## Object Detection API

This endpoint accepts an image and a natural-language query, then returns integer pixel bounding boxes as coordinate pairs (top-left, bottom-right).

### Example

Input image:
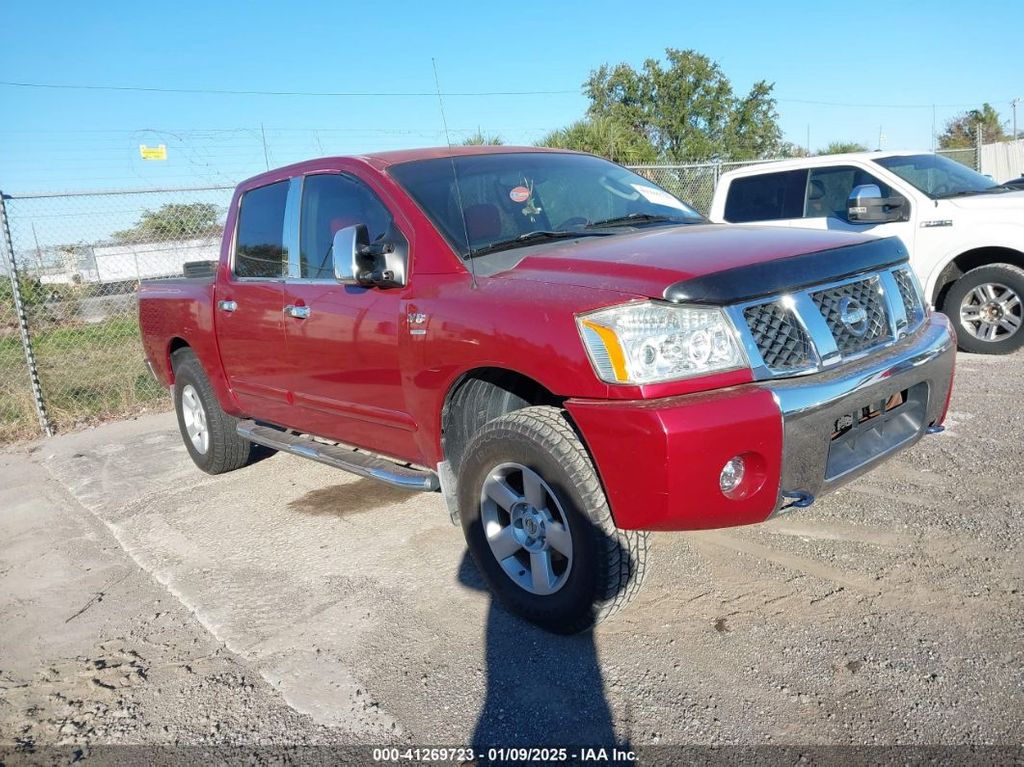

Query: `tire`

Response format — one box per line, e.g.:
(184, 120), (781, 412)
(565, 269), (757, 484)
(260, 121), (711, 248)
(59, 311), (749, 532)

(944, 264), (1024, 355)
(172, 349), (254, 474)
(456, 405), (648, 634)
(444, 374), (530, 472)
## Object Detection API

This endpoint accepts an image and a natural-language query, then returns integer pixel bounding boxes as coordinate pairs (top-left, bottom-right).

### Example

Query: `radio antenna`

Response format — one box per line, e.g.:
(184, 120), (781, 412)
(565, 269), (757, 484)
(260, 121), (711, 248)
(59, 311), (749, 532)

(432, 57), (477, 289)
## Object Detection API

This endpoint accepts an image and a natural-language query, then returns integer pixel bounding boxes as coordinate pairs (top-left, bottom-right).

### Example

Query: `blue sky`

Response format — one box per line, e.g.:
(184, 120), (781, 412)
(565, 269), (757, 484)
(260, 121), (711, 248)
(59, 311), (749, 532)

(1, 0), (1020, 194)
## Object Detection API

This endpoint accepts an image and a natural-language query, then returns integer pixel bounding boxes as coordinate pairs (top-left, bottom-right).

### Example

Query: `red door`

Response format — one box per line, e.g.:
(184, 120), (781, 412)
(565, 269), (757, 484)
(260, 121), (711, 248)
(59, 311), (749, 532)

(279, 172), (422, 464)
(280, 283), (419, 462)
(214, 179), (293, 426)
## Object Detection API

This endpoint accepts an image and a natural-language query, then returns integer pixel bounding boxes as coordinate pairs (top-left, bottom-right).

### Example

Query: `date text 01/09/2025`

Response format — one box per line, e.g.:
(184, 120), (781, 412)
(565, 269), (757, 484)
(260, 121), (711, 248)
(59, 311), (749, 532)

(371, 746), (638, 762)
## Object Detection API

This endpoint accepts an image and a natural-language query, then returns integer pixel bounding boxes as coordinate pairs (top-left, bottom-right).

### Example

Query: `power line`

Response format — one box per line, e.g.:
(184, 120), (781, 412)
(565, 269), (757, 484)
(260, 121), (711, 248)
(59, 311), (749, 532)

(2, 79), (1012, 110)
(0, 80), (578, 97)
(776, 96), (1014, 109)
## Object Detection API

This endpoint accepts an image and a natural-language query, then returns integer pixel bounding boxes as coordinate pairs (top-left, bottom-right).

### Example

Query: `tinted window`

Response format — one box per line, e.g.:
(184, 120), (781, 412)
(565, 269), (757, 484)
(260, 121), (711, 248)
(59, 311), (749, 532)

(234, 181), (289, 279)
(723, 170), (807, 222)
(805, 166), (894, 219)
(299, 174), (393, 279)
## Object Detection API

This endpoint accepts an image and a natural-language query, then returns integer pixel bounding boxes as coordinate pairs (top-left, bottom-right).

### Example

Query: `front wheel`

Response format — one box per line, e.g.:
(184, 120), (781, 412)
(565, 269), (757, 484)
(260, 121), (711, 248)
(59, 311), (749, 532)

(945, 264), (1024, 354)
(456, 406), (648, 634)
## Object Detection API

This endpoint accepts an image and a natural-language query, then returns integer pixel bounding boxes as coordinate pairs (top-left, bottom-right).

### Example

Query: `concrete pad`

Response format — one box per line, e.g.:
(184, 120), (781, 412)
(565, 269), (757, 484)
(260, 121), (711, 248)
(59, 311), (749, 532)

(3, 349), (1023, 746)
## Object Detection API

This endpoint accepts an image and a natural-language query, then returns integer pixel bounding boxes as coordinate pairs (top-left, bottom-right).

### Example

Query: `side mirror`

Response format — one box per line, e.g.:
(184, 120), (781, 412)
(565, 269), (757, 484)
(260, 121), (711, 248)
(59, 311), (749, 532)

(847, 184), (907, 223)
(332, 224), (369, 285)
(331, 224), (408, 288)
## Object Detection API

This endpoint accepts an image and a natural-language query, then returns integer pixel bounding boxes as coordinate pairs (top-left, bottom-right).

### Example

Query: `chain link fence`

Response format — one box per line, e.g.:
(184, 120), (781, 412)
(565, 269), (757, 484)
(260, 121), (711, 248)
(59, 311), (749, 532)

(0, 186), (233, 441)
(627, 159), (782, 214)
(0, 147), (988, 444)
(936, 147), (979, 169)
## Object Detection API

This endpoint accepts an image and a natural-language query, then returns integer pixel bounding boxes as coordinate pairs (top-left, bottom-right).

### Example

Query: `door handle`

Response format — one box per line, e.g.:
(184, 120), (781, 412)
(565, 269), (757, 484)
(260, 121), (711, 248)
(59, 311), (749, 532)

(218, 300), (238, 313)
(284, 304), (311, 319)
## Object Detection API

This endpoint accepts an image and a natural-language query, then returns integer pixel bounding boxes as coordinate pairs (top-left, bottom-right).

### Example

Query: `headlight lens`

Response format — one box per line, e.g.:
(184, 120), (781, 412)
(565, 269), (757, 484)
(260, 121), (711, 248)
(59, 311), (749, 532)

(577, 301), (748, 384)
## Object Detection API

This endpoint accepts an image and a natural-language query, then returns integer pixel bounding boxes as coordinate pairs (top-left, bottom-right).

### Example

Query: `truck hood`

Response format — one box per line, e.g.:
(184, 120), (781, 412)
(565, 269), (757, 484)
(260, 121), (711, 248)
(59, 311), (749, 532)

(493, 224), (897, 304)
(943, 189), (1024, 212)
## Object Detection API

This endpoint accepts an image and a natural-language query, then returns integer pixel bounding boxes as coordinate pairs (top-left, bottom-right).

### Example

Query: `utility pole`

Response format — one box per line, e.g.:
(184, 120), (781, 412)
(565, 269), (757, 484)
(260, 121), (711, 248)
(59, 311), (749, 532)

(931, 105), (936, 151)
(976, 123), (983, 172)
(1012, 97), (1020, 140)
(31, 222), (44, 274)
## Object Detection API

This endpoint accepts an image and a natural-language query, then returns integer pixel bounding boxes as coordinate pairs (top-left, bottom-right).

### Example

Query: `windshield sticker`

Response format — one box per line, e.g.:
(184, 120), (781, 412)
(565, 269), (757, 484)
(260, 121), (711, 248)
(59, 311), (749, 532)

(509, 186), (531, 203)
(630, 183), (690, 211)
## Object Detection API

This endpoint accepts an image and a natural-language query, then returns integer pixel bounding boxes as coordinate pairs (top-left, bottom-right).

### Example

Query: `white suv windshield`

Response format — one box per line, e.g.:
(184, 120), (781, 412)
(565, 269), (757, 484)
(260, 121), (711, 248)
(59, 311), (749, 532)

(873, 154), (1001, 199)
(390, 152), (702, 258)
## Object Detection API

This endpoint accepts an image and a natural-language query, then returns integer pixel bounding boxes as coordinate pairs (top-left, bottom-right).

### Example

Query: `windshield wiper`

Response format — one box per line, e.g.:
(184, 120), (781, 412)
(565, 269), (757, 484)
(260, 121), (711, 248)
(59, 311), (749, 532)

(466, 230), (611, 259)
(584, 212), (691, 229)
(935, 186), (1010, 199)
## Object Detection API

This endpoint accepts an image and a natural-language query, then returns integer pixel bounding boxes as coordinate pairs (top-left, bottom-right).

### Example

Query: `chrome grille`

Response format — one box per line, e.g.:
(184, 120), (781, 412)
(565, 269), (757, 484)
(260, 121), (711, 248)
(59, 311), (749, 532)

(893, 268), (924, 324)
(811, 276), (891, 355)
(743, 302), (813, 370)
(731, 265), (926, 379)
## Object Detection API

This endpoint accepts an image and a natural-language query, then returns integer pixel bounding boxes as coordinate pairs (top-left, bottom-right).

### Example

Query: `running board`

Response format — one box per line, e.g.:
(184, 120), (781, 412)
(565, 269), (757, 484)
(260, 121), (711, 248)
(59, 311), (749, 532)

(236, 420), (439, 491)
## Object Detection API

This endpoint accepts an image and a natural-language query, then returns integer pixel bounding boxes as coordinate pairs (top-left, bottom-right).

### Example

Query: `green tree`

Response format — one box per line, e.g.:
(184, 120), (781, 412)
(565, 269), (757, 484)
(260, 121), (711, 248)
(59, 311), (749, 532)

(817, 141), (869, 155)
(536, 116), (659, 163)
(939, 103), (1007, 148)
(778, 141), (811, 158)
(582, 48), (783, 161)
(112, 203), (223, 243)
(461, 130), (504, 146)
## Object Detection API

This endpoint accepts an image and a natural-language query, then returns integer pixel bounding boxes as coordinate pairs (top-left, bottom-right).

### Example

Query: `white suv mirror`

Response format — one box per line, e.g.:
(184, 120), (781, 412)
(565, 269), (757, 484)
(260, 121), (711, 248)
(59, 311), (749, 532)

(847, 184), (905, 223)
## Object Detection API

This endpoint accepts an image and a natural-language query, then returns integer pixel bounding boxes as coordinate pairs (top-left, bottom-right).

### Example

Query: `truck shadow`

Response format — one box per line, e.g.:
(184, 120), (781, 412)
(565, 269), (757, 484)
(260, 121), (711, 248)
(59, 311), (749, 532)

(457, 548), (630, 752)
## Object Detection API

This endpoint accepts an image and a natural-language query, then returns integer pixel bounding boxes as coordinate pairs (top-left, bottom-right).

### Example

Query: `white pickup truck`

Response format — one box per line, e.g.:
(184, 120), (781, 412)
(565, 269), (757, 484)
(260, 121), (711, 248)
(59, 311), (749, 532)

(709, 151), (1024, 354)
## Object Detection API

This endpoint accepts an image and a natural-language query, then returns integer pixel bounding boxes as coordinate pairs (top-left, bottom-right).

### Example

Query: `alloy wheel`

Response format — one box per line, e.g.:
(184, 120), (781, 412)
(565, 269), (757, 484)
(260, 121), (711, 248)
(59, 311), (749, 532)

(479, 462), (573, 595)
(181, 384), (210, 454)
(959, 282), (1022, 342)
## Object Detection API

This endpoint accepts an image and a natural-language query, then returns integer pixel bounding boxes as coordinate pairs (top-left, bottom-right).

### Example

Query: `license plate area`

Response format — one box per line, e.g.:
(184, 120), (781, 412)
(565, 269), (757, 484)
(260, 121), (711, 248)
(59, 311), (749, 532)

(825, 382), (928, 481)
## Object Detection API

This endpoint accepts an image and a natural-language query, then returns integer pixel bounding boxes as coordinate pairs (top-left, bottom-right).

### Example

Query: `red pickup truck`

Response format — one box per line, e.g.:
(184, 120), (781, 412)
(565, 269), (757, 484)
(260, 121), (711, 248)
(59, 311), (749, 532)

(139, 146), (955, 633)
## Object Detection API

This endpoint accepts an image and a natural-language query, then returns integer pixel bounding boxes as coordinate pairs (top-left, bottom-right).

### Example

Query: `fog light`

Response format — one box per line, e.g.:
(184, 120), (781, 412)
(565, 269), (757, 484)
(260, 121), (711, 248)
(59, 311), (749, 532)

(719, 456), (746, 494)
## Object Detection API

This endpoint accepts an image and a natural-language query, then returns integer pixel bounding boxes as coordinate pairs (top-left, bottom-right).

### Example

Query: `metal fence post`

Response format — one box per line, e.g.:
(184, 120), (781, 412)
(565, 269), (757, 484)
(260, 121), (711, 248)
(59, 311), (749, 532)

(0, 191), (53, 436)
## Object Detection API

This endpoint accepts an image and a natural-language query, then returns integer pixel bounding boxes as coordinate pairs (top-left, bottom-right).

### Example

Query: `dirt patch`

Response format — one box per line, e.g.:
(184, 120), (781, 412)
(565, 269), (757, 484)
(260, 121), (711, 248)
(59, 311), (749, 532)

(287, 478), (419, 518)
(2, 642), (148, 748)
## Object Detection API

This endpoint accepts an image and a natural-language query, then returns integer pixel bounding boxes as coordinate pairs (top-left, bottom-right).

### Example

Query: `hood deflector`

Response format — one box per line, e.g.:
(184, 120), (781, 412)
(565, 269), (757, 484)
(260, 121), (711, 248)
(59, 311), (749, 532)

(662, 237), (907, 305)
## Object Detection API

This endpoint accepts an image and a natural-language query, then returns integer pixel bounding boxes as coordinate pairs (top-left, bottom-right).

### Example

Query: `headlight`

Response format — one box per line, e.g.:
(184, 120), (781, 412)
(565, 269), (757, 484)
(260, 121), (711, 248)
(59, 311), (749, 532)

(577, 301), (748, 384)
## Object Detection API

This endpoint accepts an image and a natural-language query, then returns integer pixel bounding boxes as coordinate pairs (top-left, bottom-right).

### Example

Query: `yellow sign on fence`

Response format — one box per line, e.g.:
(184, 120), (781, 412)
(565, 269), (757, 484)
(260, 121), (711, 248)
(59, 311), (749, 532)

(139, 144), (168, 161)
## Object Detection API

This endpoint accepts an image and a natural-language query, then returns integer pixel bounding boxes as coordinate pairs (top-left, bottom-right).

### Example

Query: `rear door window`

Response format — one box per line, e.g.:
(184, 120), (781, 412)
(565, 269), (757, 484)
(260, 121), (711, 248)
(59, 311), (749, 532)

(723, 170), (808, 223)
(234, 181), (289, 279)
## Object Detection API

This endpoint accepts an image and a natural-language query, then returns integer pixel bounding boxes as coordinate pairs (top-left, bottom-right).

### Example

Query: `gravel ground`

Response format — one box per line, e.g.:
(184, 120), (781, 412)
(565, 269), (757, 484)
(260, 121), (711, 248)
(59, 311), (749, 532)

(0, 349), (1021, 759)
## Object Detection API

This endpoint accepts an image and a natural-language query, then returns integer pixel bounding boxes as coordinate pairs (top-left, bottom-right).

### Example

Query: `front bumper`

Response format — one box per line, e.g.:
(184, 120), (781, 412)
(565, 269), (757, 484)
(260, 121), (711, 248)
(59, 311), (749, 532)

(565, 313), (955, 531)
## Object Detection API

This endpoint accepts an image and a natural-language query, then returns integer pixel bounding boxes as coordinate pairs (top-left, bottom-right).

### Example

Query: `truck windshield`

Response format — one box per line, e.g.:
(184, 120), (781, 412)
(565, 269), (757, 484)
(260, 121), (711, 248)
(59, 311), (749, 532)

(389, 152), (702, 258)
(873, 154), (1003, 199)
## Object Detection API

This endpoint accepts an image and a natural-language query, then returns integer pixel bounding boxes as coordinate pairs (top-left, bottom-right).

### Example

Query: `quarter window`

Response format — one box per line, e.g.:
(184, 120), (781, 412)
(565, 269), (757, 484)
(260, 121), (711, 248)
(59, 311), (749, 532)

(234, 181), (289, 279)
(299, 174), (394, 279)
(723, 170), (808, 223)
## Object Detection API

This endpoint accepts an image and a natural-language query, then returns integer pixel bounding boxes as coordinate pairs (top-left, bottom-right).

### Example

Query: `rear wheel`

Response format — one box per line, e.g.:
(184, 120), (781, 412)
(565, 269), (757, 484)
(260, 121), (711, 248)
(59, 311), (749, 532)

(457, 406), (648, 634)
(945, 264), (1024, 354)
(172, 349), (254, 474)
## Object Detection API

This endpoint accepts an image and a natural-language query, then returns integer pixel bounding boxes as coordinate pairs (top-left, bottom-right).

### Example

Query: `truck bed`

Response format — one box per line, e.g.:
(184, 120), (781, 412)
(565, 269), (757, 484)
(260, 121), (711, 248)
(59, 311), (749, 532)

(138, 276), (216, 387)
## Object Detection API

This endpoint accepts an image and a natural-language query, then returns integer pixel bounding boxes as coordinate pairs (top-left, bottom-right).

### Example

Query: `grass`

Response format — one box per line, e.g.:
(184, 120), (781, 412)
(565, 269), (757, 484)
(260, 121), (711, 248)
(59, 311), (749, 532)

(0, 317), (170, 443)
